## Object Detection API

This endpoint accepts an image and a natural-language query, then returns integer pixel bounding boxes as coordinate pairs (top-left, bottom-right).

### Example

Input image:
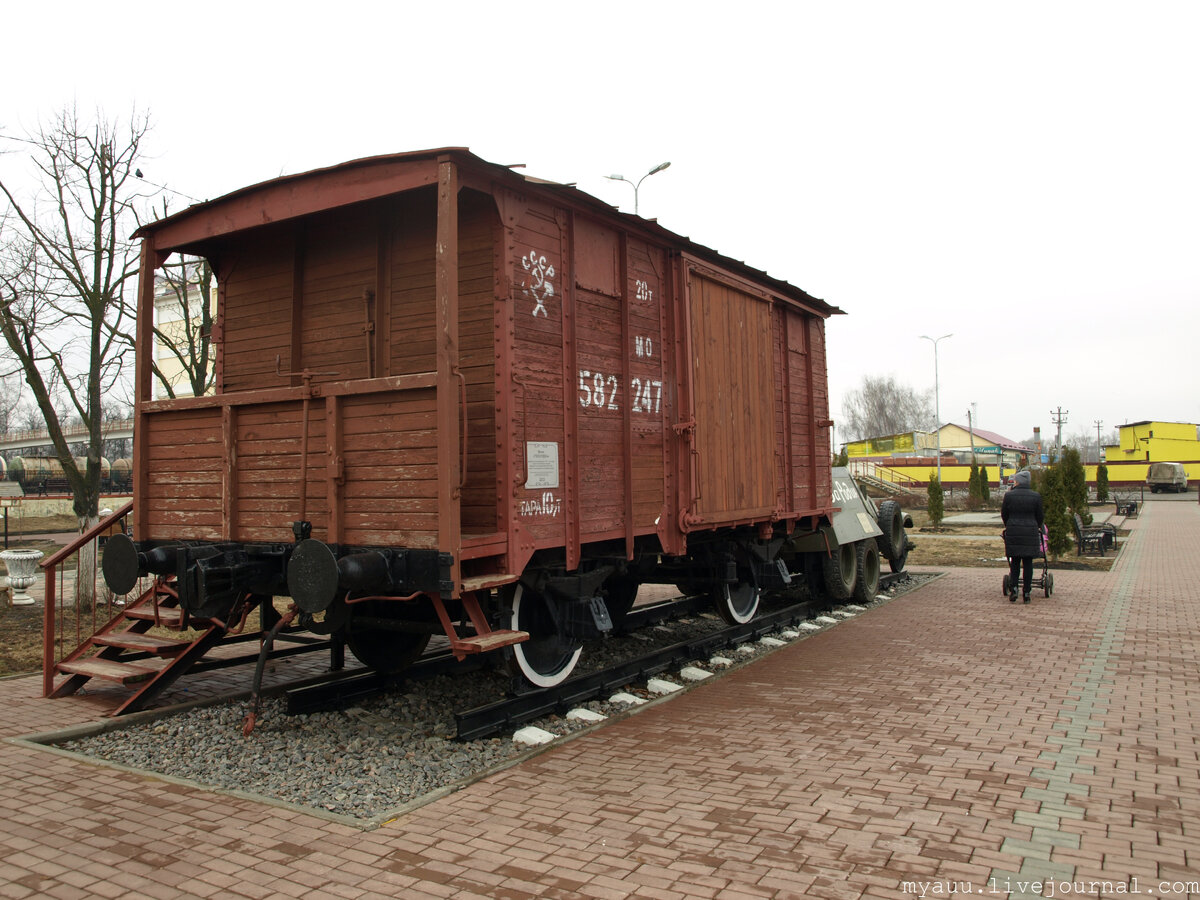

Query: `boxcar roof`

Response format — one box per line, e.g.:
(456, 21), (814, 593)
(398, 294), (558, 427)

(136, 147), (842, 317)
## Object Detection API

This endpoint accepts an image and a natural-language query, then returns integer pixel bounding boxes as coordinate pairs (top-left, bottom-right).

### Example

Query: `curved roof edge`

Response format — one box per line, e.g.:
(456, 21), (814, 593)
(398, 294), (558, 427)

(136, 147), (842, 317)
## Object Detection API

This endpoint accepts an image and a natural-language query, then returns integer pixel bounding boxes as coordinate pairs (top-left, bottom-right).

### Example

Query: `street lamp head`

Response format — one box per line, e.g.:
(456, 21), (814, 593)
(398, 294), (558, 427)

(648, 161), (671, 175)
(605, 174), (626, 182)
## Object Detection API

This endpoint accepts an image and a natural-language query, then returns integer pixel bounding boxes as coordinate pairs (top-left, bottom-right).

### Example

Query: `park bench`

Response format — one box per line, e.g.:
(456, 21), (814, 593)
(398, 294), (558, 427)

(1114, 497), (1139, 517)
(1073, 512), (1116, 556)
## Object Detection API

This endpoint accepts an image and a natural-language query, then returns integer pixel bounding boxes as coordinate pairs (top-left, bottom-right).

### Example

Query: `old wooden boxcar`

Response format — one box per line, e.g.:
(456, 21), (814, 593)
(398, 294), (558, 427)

(104, 148), (850, 687)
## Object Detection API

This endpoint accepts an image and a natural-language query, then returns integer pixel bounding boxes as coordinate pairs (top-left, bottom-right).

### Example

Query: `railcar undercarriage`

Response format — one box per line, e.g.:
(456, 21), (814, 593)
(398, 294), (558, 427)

(102, 473), (912, 690)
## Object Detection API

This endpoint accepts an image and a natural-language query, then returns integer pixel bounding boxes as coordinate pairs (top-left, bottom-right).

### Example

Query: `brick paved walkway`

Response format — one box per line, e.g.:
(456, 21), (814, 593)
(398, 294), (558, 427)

(1, 502), (1197, 899)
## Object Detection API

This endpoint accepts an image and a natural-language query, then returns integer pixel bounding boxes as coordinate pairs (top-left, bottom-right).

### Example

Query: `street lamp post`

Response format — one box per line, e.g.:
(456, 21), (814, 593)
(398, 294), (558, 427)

(919, 333), (953, 485)
(605, 161), (671, 215)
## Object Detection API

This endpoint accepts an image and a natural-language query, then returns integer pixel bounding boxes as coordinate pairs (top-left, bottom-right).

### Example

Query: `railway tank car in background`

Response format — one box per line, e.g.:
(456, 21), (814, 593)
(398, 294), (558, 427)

(102, 148), (910, 689)
(8, 456), (121, 492)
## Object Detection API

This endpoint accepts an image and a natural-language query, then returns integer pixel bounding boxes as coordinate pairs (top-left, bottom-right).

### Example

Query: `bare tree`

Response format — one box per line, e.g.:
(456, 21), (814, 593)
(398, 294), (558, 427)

(0, 106), (149, 603)
(0, 370), (22, 433)
(1064, 426), (1119, 465)
(839, 375), (935, 442)
(151, 254), (215, 398)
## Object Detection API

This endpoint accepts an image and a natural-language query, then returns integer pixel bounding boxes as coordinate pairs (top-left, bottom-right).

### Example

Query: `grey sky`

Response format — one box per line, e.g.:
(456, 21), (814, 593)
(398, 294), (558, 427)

(4, 0), (1196, 444)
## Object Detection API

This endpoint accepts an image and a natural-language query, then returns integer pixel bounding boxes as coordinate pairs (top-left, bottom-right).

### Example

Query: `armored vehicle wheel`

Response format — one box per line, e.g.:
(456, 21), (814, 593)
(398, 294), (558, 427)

(875, 500), (904, 562)
(344, 599), (431, 674)
(821, 541), (858, 600)
(851, 541), (880, 604)
(508, 583), (582, 688)
(712, 580), (760, 625)
(888, 533), (910, 573)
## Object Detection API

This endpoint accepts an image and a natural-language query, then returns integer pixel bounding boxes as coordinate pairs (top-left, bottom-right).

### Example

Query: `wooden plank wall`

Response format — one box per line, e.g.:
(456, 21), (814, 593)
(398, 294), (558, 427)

(340, 389), (439, 547)
(143, 407), (225, 539)
(220, 230), (294, 392)
(458, 193), (499, 534)
(301, 210), (376, 380)
(625, 240), (668, 531)
(806, 315), (832, 511)
(143, 187), (497, 549)
(388, 191), (437, 376)
(509, 202), (567, 549)
(687, 273), (776, 522)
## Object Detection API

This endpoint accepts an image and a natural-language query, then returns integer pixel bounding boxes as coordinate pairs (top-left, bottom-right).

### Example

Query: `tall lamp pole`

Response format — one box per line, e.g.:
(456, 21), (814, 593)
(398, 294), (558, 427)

(920, 333), (953, 484)
(605, 161), (671, 215)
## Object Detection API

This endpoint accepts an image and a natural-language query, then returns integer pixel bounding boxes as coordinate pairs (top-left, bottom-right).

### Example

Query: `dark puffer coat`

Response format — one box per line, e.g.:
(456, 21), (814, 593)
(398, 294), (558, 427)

(1002, 484), (1045, 557)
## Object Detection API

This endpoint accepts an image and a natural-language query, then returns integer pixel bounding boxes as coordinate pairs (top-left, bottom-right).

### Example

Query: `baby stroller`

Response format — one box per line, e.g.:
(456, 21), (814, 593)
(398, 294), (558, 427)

(1002, 524), (1054, 598)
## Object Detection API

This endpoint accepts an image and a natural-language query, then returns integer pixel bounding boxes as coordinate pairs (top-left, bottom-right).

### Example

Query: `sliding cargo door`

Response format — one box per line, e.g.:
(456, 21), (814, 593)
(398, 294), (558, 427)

(685, 270), (777, 524)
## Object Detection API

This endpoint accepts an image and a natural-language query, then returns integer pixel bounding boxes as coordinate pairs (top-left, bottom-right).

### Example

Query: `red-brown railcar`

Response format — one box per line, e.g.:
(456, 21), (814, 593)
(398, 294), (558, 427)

(103, 148), (858, 687)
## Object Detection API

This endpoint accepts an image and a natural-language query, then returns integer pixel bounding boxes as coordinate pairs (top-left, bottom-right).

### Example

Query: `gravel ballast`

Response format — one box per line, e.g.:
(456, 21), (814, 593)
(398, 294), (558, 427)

(52, 575), (932, 825)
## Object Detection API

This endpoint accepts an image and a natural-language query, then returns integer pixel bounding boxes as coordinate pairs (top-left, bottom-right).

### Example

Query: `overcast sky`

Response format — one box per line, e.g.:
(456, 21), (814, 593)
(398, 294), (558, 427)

(3, 0), (1197, 446)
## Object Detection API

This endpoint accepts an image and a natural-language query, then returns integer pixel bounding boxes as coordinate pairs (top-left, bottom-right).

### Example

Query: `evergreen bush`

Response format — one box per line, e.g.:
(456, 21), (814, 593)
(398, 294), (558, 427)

(1096, 463), (1109, 503)
(1040, 465), (1072, 558)
(1060, 447), (1090, 524)
(927, 475), (945, 529)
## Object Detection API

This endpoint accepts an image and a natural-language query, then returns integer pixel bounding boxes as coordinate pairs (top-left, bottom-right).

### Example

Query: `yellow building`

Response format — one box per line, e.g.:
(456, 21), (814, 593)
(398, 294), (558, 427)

(842, 431), (937, 459)
(1100, 421), (1199, 485)
(842, 426), (1028, 489)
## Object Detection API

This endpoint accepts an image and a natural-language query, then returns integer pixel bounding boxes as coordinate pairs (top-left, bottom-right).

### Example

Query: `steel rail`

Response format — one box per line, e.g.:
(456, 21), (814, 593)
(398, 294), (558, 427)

(283, 574), (910, 730)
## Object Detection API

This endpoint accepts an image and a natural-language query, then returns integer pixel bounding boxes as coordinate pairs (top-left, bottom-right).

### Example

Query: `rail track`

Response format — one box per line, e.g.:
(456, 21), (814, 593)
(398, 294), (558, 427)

(284, 573), (911, 741)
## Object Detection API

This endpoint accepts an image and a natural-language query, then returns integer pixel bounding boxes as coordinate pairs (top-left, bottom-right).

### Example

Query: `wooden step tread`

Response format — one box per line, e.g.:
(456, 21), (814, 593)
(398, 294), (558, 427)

(451, 629), (529, 653)
(92, 632), (191, 655)
(460, 573), (517, 593)
(123, 606), (186, 627)
(56, 657), (160, 685)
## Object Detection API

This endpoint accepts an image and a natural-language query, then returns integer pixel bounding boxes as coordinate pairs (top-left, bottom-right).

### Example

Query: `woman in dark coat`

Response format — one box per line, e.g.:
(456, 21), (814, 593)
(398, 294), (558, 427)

(1001, 469), (1045, 603)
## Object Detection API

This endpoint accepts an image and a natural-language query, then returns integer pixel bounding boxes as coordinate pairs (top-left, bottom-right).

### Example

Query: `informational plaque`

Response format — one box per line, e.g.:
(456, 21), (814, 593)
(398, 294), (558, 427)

(524, 442), (560, 489)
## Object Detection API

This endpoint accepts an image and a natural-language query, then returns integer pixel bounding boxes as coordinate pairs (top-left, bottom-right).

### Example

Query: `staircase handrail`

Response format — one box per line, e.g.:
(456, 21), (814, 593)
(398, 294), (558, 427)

(40, 501), (133, 696)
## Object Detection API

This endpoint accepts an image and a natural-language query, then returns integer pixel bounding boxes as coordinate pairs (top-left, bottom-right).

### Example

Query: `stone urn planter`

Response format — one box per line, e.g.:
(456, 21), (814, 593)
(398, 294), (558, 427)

(1, 549), (44, 606)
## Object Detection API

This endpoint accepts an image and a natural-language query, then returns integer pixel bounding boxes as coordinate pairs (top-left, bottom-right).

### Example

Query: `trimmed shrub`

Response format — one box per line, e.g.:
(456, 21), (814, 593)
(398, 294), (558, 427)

(927, 475), (945, 529)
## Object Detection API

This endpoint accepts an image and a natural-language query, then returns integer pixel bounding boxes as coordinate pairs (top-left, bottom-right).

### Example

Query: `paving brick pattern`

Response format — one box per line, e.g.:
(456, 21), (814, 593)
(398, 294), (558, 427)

(1, 502), (1197, 898)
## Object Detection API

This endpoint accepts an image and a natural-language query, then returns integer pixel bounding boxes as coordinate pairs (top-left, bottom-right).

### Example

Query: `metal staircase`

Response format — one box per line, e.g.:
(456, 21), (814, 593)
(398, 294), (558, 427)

(48, 577), (230, 716)
(848, 460), (922, 500)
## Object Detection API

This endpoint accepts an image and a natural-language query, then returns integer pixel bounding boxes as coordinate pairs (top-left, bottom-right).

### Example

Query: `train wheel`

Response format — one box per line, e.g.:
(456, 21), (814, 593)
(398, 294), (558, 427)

(851, 541), (881, 603)
(344, 599), (431, 675)
(712, 579), (760, 625)
(821, 541), (858, 600)
(509, 583), (582, 688)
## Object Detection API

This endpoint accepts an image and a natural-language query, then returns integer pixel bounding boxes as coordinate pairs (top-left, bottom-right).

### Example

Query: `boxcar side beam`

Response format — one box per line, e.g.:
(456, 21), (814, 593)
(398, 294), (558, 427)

(435, 157), (463, 597)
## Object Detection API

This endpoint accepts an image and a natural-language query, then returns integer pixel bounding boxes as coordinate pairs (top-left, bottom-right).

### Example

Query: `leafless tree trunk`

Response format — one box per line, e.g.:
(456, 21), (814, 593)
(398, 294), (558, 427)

(0, 106), (150, 606)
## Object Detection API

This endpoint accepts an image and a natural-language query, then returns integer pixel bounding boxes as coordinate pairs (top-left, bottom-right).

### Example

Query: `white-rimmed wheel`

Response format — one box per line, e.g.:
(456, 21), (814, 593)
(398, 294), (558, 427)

(508, 583), (582, 688)
(712, 579), (760, 625)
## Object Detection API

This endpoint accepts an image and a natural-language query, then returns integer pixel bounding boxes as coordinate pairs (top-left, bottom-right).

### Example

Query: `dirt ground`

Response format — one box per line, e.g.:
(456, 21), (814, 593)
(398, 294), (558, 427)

(0, 508), (1122, 679)
(903, 506), (1118, 574)
(0, 514), (103, 678)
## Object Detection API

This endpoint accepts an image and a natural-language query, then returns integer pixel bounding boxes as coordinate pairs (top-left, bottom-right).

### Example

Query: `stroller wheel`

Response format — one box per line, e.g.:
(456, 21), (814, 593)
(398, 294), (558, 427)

(1002, 574), (1011, 596)
(1045, 572), (1054, 597)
